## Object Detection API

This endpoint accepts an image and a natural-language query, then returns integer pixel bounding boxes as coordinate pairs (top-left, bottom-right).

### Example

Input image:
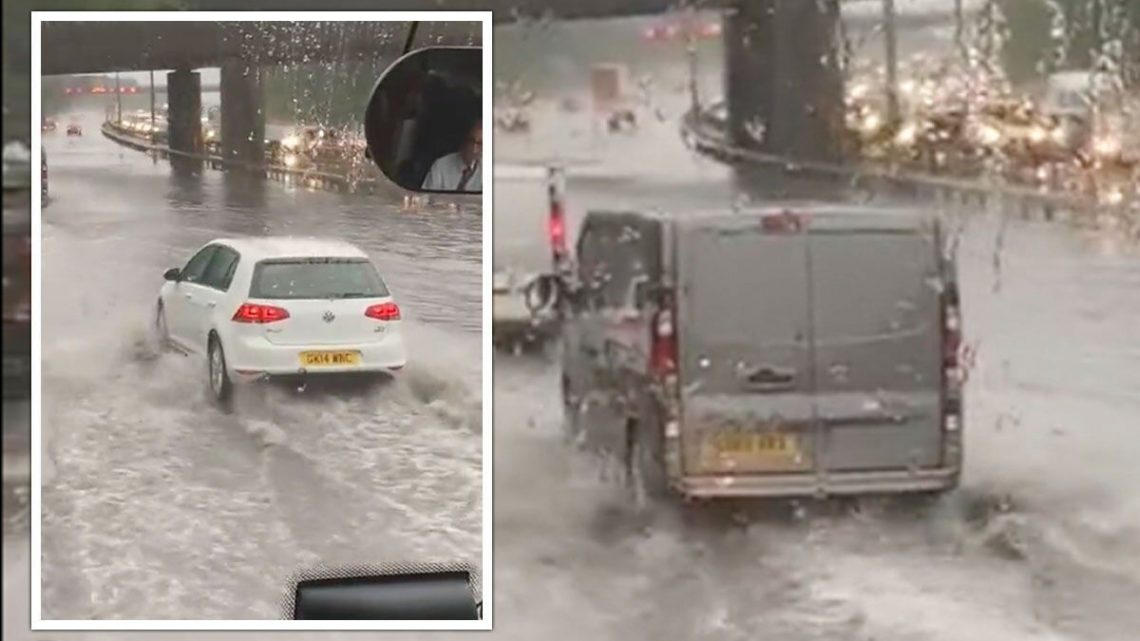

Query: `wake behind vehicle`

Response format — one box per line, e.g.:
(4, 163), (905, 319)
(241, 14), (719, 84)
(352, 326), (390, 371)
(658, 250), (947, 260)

(156, 237), (407, 407)
(540, 205), (963, 501)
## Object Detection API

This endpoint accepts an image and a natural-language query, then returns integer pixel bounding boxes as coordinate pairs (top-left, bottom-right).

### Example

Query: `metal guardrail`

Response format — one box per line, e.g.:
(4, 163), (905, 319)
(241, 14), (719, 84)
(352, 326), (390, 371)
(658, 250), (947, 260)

(100, 122), (386, 195)
(679, 106), (1139, 235)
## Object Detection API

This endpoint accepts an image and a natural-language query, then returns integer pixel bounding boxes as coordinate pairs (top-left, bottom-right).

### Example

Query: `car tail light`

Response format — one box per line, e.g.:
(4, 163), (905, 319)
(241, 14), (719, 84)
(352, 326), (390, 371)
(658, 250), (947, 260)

(761, 210), (806, 234)
(550, 202), (567, 261)
(365, 302), (401, 321)
(547, 167), (568, 267)
(232, 303), (290, 323)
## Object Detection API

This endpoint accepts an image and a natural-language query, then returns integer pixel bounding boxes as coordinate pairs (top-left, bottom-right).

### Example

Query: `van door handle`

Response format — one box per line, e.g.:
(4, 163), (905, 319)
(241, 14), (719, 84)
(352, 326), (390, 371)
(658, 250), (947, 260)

(206, 301), (216, 308)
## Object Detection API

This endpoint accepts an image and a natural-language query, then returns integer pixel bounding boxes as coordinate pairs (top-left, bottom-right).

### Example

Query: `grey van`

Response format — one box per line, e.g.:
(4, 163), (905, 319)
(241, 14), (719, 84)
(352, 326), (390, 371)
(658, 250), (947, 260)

(548, 205), (964, 500)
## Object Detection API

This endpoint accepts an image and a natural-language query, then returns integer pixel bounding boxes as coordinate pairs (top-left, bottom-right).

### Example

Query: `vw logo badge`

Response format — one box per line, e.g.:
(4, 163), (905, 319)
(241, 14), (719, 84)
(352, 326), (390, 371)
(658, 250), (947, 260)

(322, 310), (335, 323)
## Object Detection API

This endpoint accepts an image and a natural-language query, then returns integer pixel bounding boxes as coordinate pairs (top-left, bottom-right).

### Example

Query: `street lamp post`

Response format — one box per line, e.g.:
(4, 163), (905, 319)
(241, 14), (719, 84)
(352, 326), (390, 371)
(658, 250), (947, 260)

(883, 0), (900, 127)
(115, 71), (122, 125)
(150, 69), (156, 139)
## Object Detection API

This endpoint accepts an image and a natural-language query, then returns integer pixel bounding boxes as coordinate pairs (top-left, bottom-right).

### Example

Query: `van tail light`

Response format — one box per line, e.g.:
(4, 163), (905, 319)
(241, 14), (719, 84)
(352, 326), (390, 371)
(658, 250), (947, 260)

(942, 283), (962, 370)
(232, 303), (290, 323)
(651, 289), (683, 481)
(365, 302), (401, 321)
(941, 280), (964, 448)
(649, 294), (678, 379)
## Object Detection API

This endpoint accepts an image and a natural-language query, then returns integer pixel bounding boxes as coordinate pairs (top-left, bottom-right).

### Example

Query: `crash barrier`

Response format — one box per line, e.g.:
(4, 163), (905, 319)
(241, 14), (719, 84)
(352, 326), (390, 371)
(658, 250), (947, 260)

(101, 122), (388, 196)
(679, 107), (1139, 238)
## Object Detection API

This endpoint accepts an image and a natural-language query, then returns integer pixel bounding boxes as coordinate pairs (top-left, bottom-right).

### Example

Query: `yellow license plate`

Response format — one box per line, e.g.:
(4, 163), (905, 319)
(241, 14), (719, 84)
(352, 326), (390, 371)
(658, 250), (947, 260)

(299, 351), (361, 367)
(712, 432), (796, 456)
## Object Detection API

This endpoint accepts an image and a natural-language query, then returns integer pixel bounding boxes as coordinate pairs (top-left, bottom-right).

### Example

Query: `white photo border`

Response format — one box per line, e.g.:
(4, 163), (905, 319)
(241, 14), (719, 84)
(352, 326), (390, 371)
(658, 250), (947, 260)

(30, 9), (493, 631)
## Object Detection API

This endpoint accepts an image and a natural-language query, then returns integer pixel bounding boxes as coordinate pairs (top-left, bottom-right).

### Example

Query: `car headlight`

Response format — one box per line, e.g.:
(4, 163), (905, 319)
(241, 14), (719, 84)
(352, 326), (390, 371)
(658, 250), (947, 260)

(976, 124), (1002, 146)
(895, 123), (918, 146)
(860, 112), (882, 134)
(1093, 136), (1120, 158)
(1028, 126), (1047, 144)
(283, 153), (298, 168)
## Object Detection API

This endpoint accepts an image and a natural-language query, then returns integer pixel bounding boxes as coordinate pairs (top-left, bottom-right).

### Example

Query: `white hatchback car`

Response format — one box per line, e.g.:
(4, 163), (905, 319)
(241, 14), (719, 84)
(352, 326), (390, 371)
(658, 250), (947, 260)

(156, 237), (407, 406)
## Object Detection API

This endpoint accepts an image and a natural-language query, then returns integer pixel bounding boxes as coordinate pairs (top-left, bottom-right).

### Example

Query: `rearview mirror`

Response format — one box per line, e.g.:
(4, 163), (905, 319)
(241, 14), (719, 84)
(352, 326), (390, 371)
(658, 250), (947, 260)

(364, 46), (482, 194)
(286, 563), (481, 620)
(163, 268), (181, 281)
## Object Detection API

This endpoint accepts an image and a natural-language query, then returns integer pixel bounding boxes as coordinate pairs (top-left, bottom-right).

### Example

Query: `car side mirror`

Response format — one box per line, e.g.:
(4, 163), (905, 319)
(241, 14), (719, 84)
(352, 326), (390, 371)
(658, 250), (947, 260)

(524, 274), (559, 314)
(163, 268), (181, 281)
(287, 564), (481, 620)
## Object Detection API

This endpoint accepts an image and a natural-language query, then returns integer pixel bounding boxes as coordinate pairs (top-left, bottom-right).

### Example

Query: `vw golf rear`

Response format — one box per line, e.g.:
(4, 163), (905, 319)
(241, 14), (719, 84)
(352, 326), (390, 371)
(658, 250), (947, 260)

(156, 237), (407, 406)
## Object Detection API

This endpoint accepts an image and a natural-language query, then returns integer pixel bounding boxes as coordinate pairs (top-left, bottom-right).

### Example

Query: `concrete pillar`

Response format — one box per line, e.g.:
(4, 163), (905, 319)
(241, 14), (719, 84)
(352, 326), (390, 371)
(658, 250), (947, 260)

(723, 0), (845, 162)
(220, 59), (265, 165)
(166, 69), (203, 154)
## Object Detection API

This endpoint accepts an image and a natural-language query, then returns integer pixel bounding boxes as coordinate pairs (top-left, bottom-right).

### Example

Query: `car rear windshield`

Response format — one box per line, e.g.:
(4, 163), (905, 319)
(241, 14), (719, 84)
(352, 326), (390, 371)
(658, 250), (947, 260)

(250, 257), (390, 300)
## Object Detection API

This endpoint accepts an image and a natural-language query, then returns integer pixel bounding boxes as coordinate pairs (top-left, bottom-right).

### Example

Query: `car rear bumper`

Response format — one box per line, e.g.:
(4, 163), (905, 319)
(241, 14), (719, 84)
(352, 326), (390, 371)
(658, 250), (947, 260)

(224, 333), (407, 381)
(674, 466), (960, 499)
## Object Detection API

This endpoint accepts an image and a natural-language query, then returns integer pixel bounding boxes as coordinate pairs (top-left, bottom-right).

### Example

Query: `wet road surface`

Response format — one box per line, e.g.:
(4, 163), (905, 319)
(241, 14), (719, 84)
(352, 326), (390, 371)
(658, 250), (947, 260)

(4, 51), (1139, 641)
(490, 90), (1140, 641)
(26, 110), (483, 620)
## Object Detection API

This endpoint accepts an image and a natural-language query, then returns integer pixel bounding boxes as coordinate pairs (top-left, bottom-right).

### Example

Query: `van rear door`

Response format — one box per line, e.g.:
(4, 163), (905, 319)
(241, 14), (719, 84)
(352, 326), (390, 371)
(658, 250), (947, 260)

(808, 213), (944, 474)
(675, 215), (816, 477)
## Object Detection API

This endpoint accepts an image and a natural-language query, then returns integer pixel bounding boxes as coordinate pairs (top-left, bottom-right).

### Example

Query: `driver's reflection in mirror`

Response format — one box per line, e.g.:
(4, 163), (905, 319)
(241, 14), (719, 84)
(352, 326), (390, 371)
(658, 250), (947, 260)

(422, 118), (482, 191)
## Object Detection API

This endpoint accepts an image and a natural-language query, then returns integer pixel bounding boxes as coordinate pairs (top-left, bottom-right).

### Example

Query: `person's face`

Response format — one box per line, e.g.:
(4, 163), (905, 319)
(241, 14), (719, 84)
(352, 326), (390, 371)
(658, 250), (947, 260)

(463, 124), (482, 164)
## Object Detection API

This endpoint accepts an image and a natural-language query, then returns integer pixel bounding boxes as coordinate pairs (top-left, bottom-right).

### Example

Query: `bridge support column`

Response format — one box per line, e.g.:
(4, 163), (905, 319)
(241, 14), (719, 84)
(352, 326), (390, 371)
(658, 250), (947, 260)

(220, 59), (265, 166)
(167, 69), (203, 155)
(723, 0), (845, 163)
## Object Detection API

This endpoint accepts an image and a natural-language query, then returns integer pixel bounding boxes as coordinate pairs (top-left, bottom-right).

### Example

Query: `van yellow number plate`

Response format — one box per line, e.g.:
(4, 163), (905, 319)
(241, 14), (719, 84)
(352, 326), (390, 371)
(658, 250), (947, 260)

(299, 351), (361, 367)
(712, 432), (796, 456)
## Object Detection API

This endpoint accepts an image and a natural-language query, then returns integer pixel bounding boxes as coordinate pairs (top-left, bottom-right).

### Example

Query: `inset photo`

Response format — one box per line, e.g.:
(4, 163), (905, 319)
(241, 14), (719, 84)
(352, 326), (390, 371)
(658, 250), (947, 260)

(31, 11), (490, 630)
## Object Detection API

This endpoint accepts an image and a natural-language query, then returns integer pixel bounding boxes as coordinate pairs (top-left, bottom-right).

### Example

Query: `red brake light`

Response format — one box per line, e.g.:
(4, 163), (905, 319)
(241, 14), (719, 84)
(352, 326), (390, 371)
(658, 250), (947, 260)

(761, 211), (805, 233)
(365, 302), (401, 321)
(232, 303), (290, 323)
(650, 292), (678, 378)
(550, 203), (567, 259)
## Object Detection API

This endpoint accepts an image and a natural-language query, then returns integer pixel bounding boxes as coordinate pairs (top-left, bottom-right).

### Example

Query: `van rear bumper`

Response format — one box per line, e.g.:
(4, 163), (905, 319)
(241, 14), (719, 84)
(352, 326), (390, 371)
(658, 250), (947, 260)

(675, 467), (959, 499)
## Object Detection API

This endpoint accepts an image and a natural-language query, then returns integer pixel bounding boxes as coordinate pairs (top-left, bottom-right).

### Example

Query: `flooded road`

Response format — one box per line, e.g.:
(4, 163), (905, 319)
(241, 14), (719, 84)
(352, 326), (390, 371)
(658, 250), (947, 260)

(26, 110), (482, 619)
(490, 82), (1140, 640)
(4, 16), (1139, 639)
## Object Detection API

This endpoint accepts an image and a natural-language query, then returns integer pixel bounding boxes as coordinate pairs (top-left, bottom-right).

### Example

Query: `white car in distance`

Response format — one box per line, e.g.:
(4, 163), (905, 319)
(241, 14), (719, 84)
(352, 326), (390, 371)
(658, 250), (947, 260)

(156, 237), (407, 406)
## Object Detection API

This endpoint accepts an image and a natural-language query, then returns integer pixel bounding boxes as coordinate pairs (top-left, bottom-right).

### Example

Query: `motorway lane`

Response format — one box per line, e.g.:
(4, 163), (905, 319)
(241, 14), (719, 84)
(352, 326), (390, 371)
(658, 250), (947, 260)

(26, 110), (483, 620)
